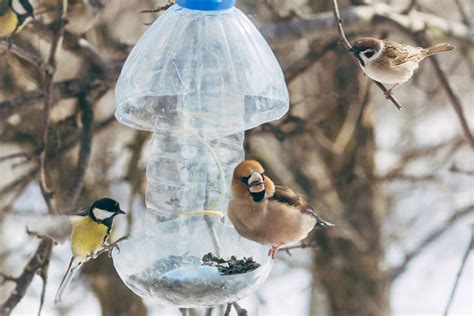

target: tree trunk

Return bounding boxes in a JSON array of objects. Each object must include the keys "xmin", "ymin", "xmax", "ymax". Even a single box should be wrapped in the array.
[{"xmin": 308, "ymin": 1, "xmax": 389, "ymax": 315}]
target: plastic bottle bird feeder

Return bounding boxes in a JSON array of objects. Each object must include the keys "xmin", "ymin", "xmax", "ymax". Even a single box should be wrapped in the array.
[{"xmin": 112, "ymin": 0, "xmax": 289, "ymax": 307}]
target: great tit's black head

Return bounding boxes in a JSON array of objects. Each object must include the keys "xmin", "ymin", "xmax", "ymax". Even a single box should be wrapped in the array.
[
  {"xmin": 90, "ymin": 198, "xmax": 125, "ymax": 222},
  {"xmin": 349, "ymin": 38, "xmax": 382, "ymax": 67},
  {"xmin": 11, "ymin": 0, "xmax": 34, "ymax": 18},
  {"xmin": 233, "ymin": 160, "xmax": 273, "ymax": 203}
]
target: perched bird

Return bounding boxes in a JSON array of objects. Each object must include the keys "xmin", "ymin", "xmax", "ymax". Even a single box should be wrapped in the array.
[
  {"xmin": 349, "ymin": 37, "xmax": 455, "ymax": 97},
  {"xmin": 228, "ymin": 160, "xmax": 334, "ymax": 259},
  {"xmin": 0, "ymin": 0, "xmax": 34, "ymax": 38},
  {"xmin": 40, "ymin": 198, "xmax": 126, "ymax": 303}
]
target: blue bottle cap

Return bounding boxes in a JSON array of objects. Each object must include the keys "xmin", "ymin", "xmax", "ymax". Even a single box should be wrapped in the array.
[{"xmin": 176, "ymin": 0, "xmax": 235, "ymax": 11}]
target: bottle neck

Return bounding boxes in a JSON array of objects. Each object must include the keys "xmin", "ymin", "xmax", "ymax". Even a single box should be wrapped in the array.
[{"xmin": 176, "ymin": 0, "xmax": 235, "ymax": 11}]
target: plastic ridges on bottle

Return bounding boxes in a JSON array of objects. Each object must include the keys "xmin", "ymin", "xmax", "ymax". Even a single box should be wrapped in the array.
[{"xmin": 176, "ymin": 0, "xmax": 235, "ymax": 11}]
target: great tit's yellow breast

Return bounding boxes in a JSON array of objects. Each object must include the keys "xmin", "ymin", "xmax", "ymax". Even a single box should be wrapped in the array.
[
  {"xmin": 71, "ymin": 216, "xmax": 109, "ymax": 259},
  {"xmin": 0, "ymin": 10, "xmax": 19, "ymax": 38}
]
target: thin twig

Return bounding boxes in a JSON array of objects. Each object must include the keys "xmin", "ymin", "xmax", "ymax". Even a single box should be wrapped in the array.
[
  {"xmin": 232, "ymin": 302, "xmax": 248, "ymax": 316},
  {"xmin": 331, "ymin": 0, "xmax": 403, "ymax": 110},
  {"xmin": 443, "ymin": 226, "xmax": 473, "ymax": 316},
  {"xmin": 36, "ymin": 247, "xmax": 52, "ymax": 316},
  {"xmin": 427, "ymin": 53, "xmax": 474, "ymax": 148},
  {"xmin": 0, "ymin": 40, "xmax": 49, "ymax": 70},
  {"xmin": 140, "ymin": 1, "xmax": 175, "ymax": 14},
  {"xmin": 224, "ymin": 304, "xmax": 232, "ymax": 316},
  {"xmin": 0, "ymin": 151, "xmax": 36, "ymax": 163},
  {"xmin": 377, "ymin": 16, "xmax": 474, "ymax": 147},
  {"xmin": 400, "ymin": 0, "xmax": 417, "ymax": 14},
  {"xmin": 205, "ymin": 307, "xmax": 213, "ymax": 316},
  {"xmin": 280, "ymin": 241, "xmax": 318, "ymax": 256},
  {"xmin": 285, "ymin": 41, "xmax": 337, "ymax": 85},
  {"xmin": 454, "ymin": 0, "xmax": 471, "ymax": 27},
  {"xmin": 0, "ymin": 239, "xmax": 53, "ymax": 315},
  {"xmin": 391, "ymin": 205, "xmax": 474, "ymax": 279}
]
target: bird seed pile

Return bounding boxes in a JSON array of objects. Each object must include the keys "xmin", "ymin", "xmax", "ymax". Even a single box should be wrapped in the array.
[{"xmin": 201, "ymin": 252, "xmax": 261, "ymax": 275}]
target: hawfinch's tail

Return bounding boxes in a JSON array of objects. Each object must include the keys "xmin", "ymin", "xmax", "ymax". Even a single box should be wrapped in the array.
[
  {"xmin": 315, "ymin": 216, "xmax": 335, "ymax": 228},
  {"xmin": 422, "ymin": 43, "xmax": 455, "ymax": 57}
]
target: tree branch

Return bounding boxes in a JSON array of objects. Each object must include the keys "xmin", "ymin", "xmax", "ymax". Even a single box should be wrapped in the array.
[
  {"xmin": 443, "ymin": 226, "xmax": 473, "ymax": 316},
  {"xmin": 0, "ymin": 71, "xmax": 114, "ymax": 122},
  {"xmin": 260, "ymin": 3, "xmax": 472, "ymax": 48},
  {"xmin": 391, "ymin": 205, "xmax": 474, "ymax": 280},
  {"xmin": 0, "ymin": 239, "xmax": 53, "ymax": 316},
  {"xmin": 62, "ymin": 94, "xmax": 94, "ymax": 210},
  {"xmin": 331, "ymin": 0, "xmax": 403, "ymax": 110},
  {"xmin": 375, "ymin": 15, "xmax": 474, "ymax": 148}
]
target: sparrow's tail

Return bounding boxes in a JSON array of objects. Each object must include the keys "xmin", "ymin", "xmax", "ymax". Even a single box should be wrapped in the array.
[
  {"xmin": 315, "ymin": 216, "xmax": 335, "ymax": 228},
  {"xmin": 422, "ymin": 43, "xmax": 455, "ymax": 57},
  {"xmin": 55, "ymin": 257, "xmax": 83, "ymax": 304}
]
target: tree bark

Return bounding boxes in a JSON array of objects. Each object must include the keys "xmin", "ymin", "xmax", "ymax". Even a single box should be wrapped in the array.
[{"xmin": 309, "ymin": 1, "xmax": 389, "ymax": 315}]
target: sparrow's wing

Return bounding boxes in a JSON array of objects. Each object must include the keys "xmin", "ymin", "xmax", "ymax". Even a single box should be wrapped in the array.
[{"xmin": 383, "ymin": 40, "xmax": 422, "ymax": 66}]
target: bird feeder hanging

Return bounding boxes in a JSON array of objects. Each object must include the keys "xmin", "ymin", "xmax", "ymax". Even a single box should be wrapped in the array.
[{"xmin": 112, "ymin": 0, "xmax": 289, "ymax": 307}]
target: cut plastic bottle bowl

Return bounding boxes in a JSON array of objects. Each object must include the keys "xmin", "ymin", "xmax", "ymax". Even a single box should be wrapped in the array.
[{"xmin": 112, "ymin": 217, "xmax": 273, "ymax": 307}]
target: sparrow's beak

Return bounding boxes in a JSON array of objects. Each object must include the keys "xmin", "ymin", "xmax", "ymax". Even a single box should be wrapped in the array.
[{"xmin": 247, "ymin": 172, "xmax": 265, "ymax": 193}]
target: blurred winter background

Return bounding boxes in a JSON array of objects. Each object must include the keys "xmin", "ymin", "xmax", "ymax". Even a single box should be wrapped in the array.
[{"xmin": 0, "ymin": 0, "xmax": 472, "ymax": 315}]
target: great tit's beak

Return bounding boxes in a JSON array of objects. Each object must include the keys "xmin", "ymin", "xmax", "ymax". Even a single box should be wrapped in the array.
[
  {"xmin": 348, "ymin": 47, "xmax": 355, "ymax": 53},
  {"xmin": 117, "ymin": 209, "xmax": 126, "ymax": 215}
]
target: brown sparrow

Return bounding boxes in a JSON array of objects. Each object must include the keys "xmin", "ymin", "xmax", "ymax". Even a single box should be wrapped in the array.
[
  {"xmin": 349, "ymin": 38, "xmax": 455, "ymax": 97},
  {"xmin": 228, "ymin": 160, "xmax": 334, "ymax": 259}
]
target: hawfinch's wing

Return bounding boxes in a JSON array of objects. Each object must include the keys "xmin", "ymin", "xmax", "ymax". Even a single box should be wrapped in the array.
[
  {"xmin": 383, "ymin": 40, "xmax": 421, "ymax": 66},
  {"xmin": 270, "ymin": 185, "xmax": 335, "ymax": 227},
  {"xmin": 269, "ymin": 185, "xmax": 311, "ymax": 214}
]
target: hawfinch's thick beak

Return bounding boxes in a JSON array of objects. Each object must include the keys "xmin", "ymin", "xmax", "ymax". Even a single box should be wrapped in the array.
[{"xmin": 247, "ymin": 172, "xmax": 265, "ymax": 193}]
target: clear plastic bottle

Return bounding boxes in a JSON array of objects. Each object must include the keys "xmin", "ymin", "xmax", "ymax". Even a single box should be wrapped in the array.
[{"xmin": 113, "ymin": 0, "xmax": 289, "ymax": 306}]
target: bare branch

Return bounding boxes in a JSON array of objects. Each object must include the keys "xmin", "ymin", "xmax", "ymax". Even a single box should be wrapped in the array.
[
  {"xmin": 331, "ymin": 0, "xmax": 403, "ymax": 110},
  {"xmin": 285, "ymin": 41, "xmax": 337, "ymax": 85},
  {"xmin": 140, "ymin": 1, "xmax": 175, "ymax": 14},
  {"xmin": 0, "ymin": 151, "xmax": 36, "ymax": 163},
  {"xmin": 391, "ymin": 205, "xmax": 474, "ymax": 280},
  {"xmin": 375, "ymin": 16, "xmax": 474, "ymax": 148},
  {"xmin": 232, "ymin": 302, "xmax": 248, "ymax": 316},
  {"xmin": 0, "ymin": 239, "xmax": 53, "ymax": 315},
  {"xmin": 443, "ymin": 227, "xmax": 473, "ymax": 316},
  {"xmin": 0, "ymin": 69, "xmax": 117, "ymax": 122},
  {"xmin": 38, "ymin": 0, "xmax": 68, "ymax": 214},
  {"xmin": 62, "ymin": 94, "xmax": 94, "ymax": 210},
  {"xmin": 224, "ymin": 304, "xmax": 232, "ymax": 316},
  {"xmin": 0, "ymin": 41, "xmax": 49, "ymax": 70},
  {"xmin": 261, "ymin": 3, "xmax": 472, "ymax": 48},
  {"xmin": 280, "ymin": 241, "xmax": 318, "ymax": 256},
  {"xmin": 454, "ymin": 0, "xmax": 471, "ymax": 27}
]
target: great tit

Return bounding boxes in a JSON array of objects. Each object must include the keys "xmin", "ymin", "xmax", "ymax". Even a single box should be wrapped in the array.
[
  {"xmin": 54, "ymin": 197, "xmax": 125, "ymax": 303},
  {"xmin": 0, "ymin": 0, "xmax": 34, "ymax": 38}
]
